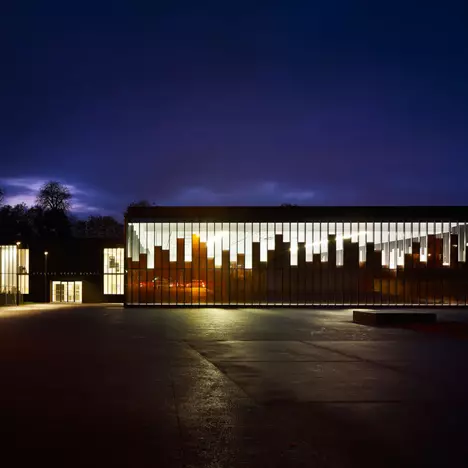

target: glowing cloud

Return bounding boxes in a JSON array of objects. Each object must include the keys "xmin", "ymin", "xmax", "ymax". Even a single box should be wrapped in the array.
[{"xmin": 0, "ymin": 176, "xmax": 105, "ymax": 215}]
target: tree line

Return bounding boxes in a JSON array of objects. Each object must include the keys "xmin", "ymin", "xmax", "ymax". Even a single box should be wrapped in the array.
[
  {"xmin": 0, "ymin": 181, "xmax": 125, "ymax": 244},
  {"xmin": 0, "ymin": 181, "xmax": 300, "ymax": 245}
]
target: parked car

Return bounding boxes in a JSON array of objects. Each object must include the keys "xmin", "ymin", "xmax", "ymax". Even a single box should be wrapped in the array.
[
  {"xmin": 151, "ymin": 277, "xmax": 174, "ymax": 288},
  {"xmin": 185, "ymin": 279, "xmax": 206, "ymax": 288}
]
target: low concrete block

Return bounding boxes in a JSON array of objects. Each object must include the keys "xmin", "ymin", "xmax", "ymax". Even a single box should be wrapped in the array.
[{"xmin": 353, "ymin": 310, "xmax": 437, "ymax": 326}]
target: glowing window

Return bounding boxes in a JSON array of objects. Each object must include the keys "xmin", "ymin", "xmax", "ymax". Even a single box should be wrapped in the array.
[
  {"xmin": 230, "ymin": 223, "xmax": 237, "ymax": 262},
  {"xmin": 245, "ymin": 223, "xmax": 253, "ymax": 269},
  {"xmin": 267, "ymin": 223, "xmax": 275, "ymax": 251},
  {"xmin": 104, "ymin": 248, "xmax": 124, "ymax": 294},
  {"xmin": 290, "ymin": 223, "xmax": 298, "ymax": 266},
  {"xmin": 260, "ymin": 223, "xmax": 268, "ymax": 262},
  {"xmin": 305, "ymin": 223, "xmax": 313, "ymax": 262},
  {"xmin": 0, "ymin": 246, "xmax": 29, "ymax": 295}
]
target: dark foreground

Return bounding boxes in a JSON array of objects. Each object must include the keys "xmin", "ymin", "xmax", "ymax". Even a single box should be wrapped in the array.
[{"xmin": 1, "ymin": 305, "xmax": 468, "ymax": 468}]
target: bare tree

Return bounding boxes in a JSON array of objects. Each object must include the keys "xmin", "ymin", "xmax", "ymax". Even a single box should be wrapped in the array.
[{"xmin": 36, "ymin": 181, "xmax": 72, "ymax": 211}]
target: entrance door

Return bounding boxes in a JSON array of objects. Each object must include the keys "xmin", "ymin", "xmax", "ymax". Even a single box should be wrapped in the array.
[
  {"xmin": 53, "ymin": 282, "xmax": 65, "ymax": 302},
  {"xmin": 73, "ymin": 282, "xmax": 82, "ymax": 303},
  {"xmin": 52, "ymin": 281, "xmax": 83, "ymax": 303}
]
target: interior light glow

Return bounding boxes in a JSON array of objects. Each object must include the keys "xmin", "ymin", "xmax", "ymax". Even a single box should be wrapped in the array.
[
  {"xmin": 126, "ymin": 221, "xmax": 467, "ymax": 272},
  {"xmin": 103, "ymin": 248, "xmax": 124, "ymax": 295}
]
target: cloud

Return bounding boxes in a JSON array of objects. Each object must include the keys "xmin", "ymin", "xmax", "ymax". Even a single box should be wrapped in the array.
[
  {"xmin": 283, "ymin": 190, "xmax": 315, "ymax": 202},
  {"xmin": 1, "ymin": 178, "xmax": 47, "ymax": 192},
  {"xmin": 160, "ymin": 181, "xmax": 317, "ymax": 206},
  {"xmin": 3, "ymin": 193, "xmax": 37, "ymax": 206},
  {"xmin": 0, "ymin": 176, "xmax": 107, "ymax": 215}
]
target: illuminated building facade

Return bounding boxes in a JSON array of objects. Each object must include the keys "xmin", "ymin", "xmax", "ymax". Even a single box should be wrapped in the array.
[
  {"xmin": 0, "ymin": 244, "xmax": 29, "ymax": 305},
  {"xmin": 47, "ymin": 246, "xmax": 124, "ymax": 303},
  {"xmin": 125, "ymin": 206, "xmax": 468, "ymax": 306},
  {"xmin": 13, "ymin": 239, "xmax": 124, "ymax": 304}
]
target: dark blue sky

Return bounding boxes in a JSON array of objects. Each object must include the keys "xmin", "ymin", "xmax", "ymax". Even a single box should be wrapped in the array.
[{"xmin": 1, "ymin": 0, "xmax": 467, "ymax": 216}]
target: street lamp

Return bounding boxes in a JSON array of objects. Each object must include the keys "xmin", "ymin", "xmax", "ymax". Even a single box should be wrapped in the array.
[
  {"xmin": 44, "ymin": 251, "xmax": 49, "ymax": 303},
  {"xmin": 16, "ymin": 241, "xmax": 21, "ymax": 306}
]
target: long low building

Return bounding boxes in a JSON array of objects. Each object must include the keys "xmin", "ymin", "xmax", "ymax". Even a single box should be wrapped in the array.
[
  {"xmin": 125, "ymin": 206, "xmax": 468, "ymax": 307},
  {"xmin": 1, "ymin": 239, "xmax": 124, "ymax": 305}
]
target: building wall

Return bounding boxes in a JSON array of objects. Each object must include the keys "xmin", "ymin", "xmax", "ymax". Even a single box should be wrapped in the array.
[
  {"xmin": 125, "ymin": 218, "xmax": 468, "ymax": 306},
  {"xmin": 26, "ymin": 239, "xmax": 124, "ymax": 303},
  {"xmin": 45, "ymin": 275, "xmax": 119, "ymax": 303}
]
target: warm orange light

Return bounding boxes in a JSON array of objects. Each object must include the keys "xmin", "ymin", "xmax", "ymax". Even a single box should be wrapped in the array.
[{"xmin": 44, "ymin": 251, "xmax": 48, "ymax": 256}]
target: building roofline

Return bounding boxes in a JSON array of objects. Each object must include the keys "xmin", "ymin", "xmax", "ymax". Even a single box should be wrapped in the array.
[{"xmin": 125, "ymin": 206, "xmax": 468, "ymax": 222}]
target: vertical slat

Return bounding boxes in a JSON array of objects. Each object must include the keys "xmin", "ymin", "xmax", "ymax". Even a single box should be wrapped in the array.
[
  {"xmin": 200, "ymin": 241, "xmax": 207, "ymax": 306},
  {"xmin": 327, "ymin": 235, "xmax": 337, "ymax": 306},
  {"xmin": 282, "ymin": 232, "xmax": 290, "ymax": 306},
  {"xmin": 274, "ymin": 234, "xmax": 283, "ymax": 305},
  {"xmin": 297, "ymin": 240, "xmax": 306, "ymax": 305},
  {"xmin": 365, "ymin": 242, "xmax": 375, "ymax": 306},
  {"xmin": 222, "ymin": 250, "xmax": 230, "ymax": 304}
]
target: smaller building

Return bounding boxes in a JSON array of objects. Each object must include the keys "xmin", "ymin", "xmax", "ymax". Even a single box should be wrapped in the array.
[{"xmin": 21, "ymin": 239, "xmax": 124, "ymax": 304}]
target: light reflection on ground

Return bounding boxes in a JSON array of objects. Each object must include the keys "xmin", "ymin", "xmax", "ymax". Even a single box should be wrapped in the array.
[{"xmin": 0, "ymin": 303, "xmax": 121, "ymax": 318}]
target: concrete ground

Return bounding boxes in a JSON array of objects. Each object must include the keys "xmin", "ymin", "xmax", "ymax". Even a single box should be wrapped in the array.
[{"xmin": 1, "ymin": 305, "xmax": 468, "ymax": 467}]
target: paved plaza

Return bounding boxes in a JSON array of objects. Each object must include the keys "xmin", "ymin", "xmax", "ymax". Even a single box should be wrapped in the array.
[{"xmin": 1, "ymin": 305, "xmax": 468, "ymax": 467}]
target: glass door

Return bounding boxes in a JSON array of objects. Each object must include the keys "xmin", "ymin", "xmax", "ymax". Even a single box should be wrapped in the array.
[
  {"xmin": 67, "ymin": 282, "xmax": 75, "ymax": 302},
  {"xmin": 52, "ymin": 281, "xmax": 83, "ymax": 303},
  {"xmin": 74, "ymin": 282, "xmax": 82, "ymax": 303},
  {"xmin": 52, "ymin": 282, "xmax": 65, "ymax": 302}
]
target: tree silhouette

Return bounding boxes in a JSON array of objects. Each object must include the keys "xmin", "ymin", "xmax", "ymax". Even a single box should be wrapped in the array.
[
  {"xmin": 36, "ymin": 181, "xmax": 72, "ymax": 211},
  {"xmin": 0, "ymin": 203, "xmax": 31, "ymax": 243},
  {"xmin": 125, "ymin": 200, "xmax": 154, "ymax": 216},
  {"xmin": 127, "ymin": 200, "xmax": 152, "ymax": 208},
  {"xmin": 74, "ymin": 215, "xmax": 123, "ymax": 239}
]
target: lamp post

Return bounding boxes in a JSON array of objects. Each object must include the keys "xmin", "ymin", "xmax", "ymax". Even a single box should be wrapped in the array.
[
  {"xmin": 44, "ymin": 251, "xmax": 49, "ymax": 303},
  {"xmin": 16, "ymin": 241, "xmax": 21, "ymax": 306}
]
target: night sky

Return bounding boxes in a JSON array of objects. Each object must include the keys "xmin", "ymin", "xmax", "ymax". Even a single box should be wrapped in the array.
[{"xmin": 1, "ymin": 1, "xmax": 467, "ymax": 217}]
